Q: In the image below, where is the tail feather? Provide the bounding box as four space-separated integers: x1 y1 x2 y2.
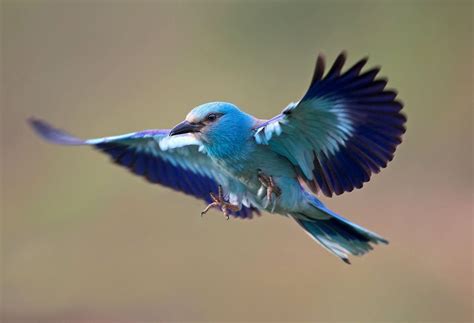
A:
291 203 388 264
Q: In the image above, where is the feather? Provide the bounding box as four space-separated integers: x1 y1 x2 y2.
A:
29 118 259 219
253 52 406 197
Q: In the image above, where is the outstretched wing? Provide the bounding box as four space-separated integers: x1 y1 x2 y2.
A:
29 118 259 219
254 52 406 197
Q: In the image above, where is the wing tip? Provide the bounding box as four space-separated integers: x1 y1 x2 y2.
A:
327 51 348 77
28 117 84 145
310 53 326 84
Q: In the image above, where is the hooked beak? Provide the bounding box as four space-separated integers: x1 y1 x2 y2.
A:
169 120 202 136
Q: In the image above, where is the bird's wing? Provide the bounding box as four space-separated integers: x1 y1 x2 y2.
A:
29 118 260 219
254 52 406 197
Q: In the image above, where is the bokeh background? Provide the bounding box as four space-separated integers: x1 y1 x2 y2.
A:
2 1 472 322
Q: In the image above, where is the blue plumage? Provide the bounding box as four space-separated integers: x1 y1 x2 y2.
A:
29 52 405 263
256 52 405 197
29 118 258 219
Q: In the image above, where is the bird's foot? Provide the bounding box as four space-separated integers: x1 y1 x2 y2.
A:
257 169 281 211
201 185 240 220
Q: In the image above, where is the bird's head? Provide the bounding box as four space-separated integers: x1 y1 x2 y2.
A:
169 102 253 145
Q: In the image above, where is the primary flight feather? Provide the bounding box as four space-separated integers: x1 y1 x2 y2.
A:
30 52 406 264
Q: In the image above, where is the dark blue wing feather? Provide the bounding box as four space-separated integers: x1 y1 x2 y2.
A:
255 52 406 197
29 118 259 219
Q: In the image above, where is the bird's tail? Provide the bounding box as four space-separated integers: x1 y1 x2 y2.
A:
290 194 388 264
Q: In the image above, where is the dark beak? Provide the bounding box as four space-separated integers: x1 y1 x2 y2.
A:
169 120 202 136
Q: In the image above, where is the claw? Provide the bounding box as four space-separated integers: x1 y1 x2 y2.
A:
257 169 281 211
201 202 219 217
201 185 240 219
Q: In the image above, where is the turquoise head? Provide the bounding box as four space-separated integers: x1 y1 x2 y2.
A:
170 102 255 150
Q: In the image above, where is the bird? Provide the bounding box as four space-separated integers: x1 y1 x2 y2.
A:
29 52 406 264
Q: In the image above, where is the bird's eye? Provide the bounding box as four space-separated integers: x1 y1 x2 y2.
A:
207 113 217 122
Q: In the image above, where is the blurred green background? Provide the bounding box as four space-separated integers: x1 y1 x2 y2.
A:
2 1 472 322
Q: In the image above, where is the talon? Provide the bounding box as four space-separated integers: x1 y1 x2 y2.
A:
201 185 240 219
257 170 281 208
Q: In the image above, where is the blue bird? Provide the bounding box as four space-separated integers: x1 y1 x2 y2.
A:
29 52 406 264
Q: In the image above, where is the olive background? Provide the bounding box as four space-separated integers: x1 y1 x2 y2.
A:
2 1 472 322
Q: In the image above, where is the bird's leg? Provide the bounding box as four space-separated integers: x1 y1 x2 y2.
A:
201 185 240 220
257 169 281 210
200 201 219 216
